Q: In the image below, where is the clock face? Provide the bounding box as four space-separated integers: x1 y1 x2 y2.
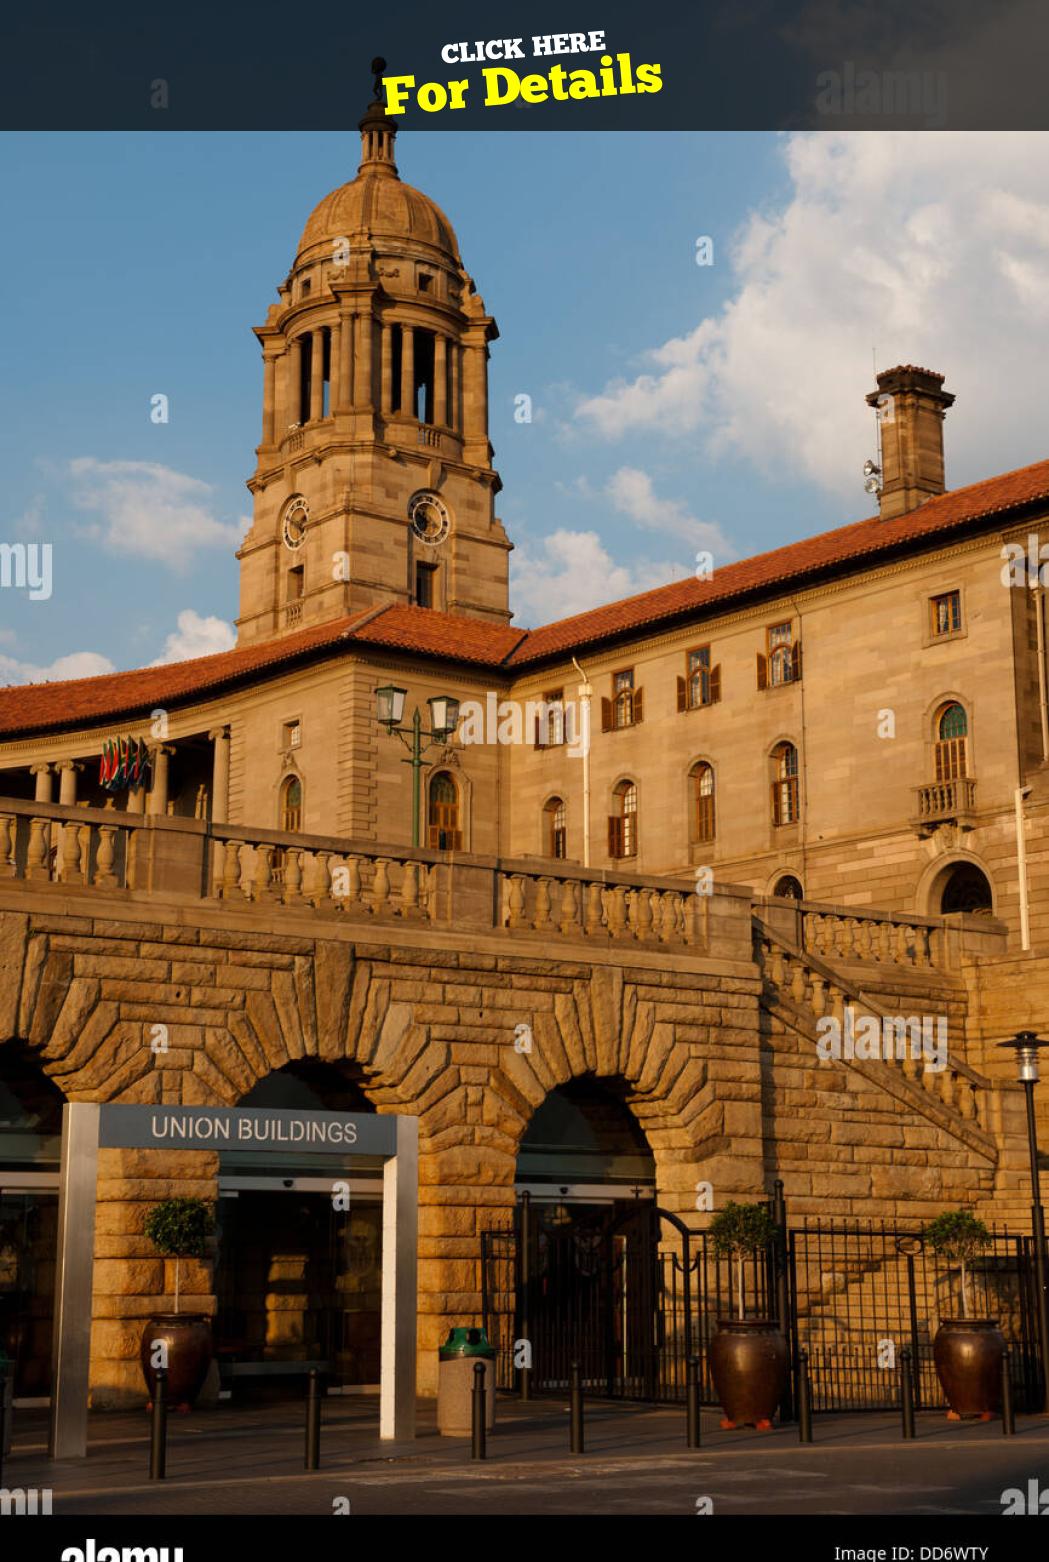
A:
409 491 450 546
281 497 309 550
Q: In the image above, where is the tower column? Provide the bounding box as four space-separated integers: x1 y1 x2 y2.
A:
355 311 374 407
450 343 461 431
463 339 489 446
434 334 447 427
400 325 414 418
309 330 325 422
381 323 394 414
337 309 355 411
261 351 277 445
290 336 305 423
329 319 341 410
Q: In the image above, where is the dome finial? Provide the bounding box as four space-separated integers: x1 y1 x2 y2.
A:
358 54 398 178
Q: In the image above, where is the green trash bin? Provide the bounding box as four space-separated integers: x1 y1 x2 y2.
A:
437 1327 496 1437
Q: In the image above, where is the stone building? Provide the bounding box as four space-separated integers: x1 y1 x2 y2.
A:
0 92 1047 1406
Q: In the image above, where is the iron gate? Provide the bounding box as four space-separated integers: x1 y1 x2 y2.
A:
480 1197 1043 1413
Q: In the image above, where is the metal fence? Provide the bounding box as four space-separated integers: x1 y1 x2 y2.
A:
480 1195 1043 1414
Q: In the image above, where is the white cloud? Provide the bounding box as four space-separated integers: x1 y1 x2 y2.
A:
575 132 1049 501
68 459 247 570
606 466 733 556
150 609 236 665
0 650 116 687
510 529 685 625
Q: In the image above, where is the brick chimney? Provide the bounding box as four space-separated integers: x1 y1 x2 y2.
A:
865 365 954 520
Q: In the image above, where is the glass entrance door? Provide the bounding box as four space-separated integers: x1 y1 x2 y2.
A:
213 1186 382 1392
0 1187 59 1398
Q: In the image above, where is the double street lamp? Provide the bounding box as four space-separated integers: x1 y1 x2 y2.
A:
374 685 460 849
997 1030 1049 1414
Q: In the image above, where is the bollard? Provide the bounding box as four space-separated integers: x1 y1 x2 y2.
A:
900 1347 916 1440
149 1367 168 1480
797 1348 813 1443
305 1369 321 1471
471 1361 487 1461
1001 1347 1015 1437
569 1360 584 1455
686 1354 701 1449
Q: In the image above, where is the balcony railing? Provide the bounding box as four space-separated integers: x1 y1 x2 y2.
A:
911 776 977 834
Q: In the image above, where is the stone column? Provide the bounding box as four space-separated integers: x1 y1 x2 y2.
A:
31 763 53 803
356 312 374 408
261 351 276 445
209 727 231 824
56 760 79 805
400 324 414 417
148 746 172 816
338 311 354 410
450 343 461 431
329 318 342 410
463 341 488 442
290 336 304 423
381 323 393 414
434 334 447 427
309 330 325 422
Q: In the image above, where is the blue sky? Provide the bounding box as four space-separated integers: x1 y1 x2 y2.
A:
1 129 1048 682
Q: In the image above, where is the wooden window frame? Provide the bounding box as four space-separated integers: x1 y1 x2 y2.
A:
602 668 644 732
757 623 802 690
427 770 463 851
770 743 800 827
608 780 638 859
691 762 716 843
929 590 963 640
534 689 567 749
678 646 721 712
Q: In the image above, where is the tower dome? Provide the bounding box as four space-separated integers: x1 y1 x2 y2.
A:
295 68 460 267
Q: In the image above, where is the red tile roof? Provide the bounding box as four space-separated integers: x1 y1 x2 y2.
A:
2 454 1047 740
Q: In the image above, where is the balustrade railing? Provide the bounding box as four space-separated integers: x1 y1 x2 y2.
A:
499 868 700 947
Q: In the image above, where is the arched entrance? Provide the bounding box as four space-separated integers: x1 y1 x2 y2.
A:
938 861 994 915
213 1061 382 1394
0 1042 65 1396
504 1076 665 1397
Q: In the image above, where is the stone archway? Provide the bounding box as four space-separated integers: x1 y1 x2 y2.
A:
516 1073 655 1191
919 855 995 917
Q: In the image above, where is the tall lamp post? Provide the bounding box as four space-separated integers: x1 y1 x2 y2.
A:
998 1030 1049 1413
374 685 460 849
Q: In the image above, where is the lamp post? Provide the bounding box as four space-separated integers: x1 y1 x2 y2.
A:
998 1030 1049 1413
374 685 460 849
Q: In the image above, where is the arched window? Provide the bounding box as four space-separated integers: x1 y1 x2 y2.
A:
770 742 799 826
691 762 715 843
609 780 638 859
545 797 567 860
428 771 462 850
935 702 969 780
279 774 303 833
774 874 804 900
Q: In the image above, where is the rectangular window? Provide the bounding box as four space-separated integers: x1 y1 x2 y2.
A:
757 623 802 689
678 647 721 711
930 591 962 637
415 563 437 608
534 690 566 748
601 669 644 731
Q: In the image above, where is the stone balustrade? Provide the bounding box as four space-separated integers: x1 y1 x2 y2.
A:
211 828 435 922
755 924 992 1137
500 867 701 947
0 803 131 889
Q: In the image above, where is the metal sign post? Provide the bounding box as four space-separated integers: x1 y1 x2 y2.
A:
49 1103 418 1459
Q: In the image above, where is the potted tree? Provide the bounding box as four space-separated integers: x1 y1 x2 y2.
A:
926 1209 1004 1420
140 1197 215 1411
708 1201 787 1429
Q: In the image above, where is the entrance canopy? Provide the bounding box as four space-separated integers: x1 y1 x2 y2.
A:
50 1103 417 1457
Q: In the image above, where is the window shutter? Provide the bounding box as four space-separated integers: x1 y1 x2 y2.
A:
770 781 780 827
791 640 803 682
533 715 543 750
756 652 768 691
710 664 721 704
601 697 613 732
608 815 622 857
633 688 644 725
677 675 687 712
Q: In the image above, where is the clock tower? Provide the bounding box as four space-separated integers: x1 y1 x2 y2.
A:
236 64 512 645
